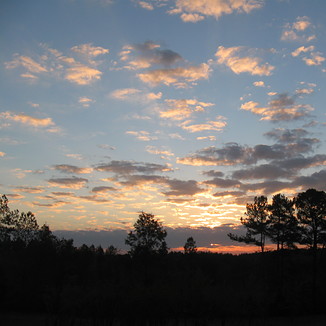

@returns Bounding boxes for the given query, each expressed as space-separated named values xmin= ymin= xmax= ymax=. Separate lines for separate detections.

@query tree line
xmin=228 ymin=188 xmax=326 ymax=254
xmin=1 ymin=190 xmax=326 ymax=324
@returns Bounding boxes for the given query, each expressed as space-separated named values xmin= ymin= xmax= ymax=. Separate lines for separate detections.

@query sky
xmin=1 ymin=0 xmax=325 ymax=253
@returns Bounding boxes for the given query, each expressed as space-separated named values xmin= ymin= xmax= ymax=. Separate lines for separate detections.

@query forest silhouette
xmin=1 ymin=189 xmax=326 ymax=325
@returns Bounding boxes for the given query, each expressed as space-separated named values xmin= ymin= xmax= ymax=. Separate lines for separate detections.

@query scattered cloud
xmin=137 ymin=1 xmax=154 ymax=10
xmin=253 ymin=81 xmax=265 ymax=87
xmin=281 ymin=16 xmax=316 ymax=42
xmin=215 ymin=46 xmax=274 ymax=76
xmin=241 ymin=93 xmax=314 ymax=121
xmin=292 ymin=45 xmax=325 ymax=67
xmin=159 ymin=98 xmax=214 ymax=120
xmin=138 ymin=63 xmax=211 ymax=87
xmin=0 ymin=151 xmax=6 ymax=157
xmin=167 ymin=0 xmax=264 ymax=22
xmin=5 ymin=43 xmax=109 ymax=85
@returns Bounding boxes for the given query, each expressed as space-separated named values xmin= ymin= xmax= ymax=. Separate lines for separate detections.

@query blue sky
xmin=1 ymin=0 xmax=325 ymax=251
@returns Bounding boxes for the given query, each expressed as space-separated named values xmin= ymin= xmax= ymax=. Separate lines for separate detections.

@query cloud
xmin=163 ymin=179 xmax=203 ymax=197
xmin=204 ymin=177 xmax=241 ymax=188
xmin=65 ymin=65 xmax=102 ymax=85
xmin=168 ymin=0 xmax=264 ymax=22
xmin=125 ymin=130 xmax=158 ymax=141
xmin=240 ymin=93 xmax=314 ymax=121
xmin=14 ymin=186 xmax=44 ymax=194
xmin=5 ymin=55 xmax=47 ymax=75
xmin=137 ymin=1 xmax=154 ymax=10
xmin=0 ymin=111 xmax=55 ymax=129
xmin=5 ymin=44 xmax=108 ymax=86
xmin=48 ymin=177 xmax=88 ymax=189
xmin=110 ymin=88 xmax=141 ymax=99
xmin=291 ymin=45 xmax=325 ymax=67
xmin=79 ymin=97 xmax=95 ymax=107
xmin=71 ymin=43 xmax=109 ymax=60
xmin=253 ymin=81 xmax=265 ymax=87
xmin=215 ymin=46 xmax=274 ymax=76
xmin=197 ymin=136 xmax=216 ymax=141
xmin=159 ymin=98 xmax=214 ymax=120
xmin=281 ymin=16 xmax=316 ymax=42
xmin=291 ymin=45 xmax=314 ymax=57
xmin=146 ymin=146 xmax=174 ymax=159
xmin=91 ymin=186 xmax=117 ymax=193
xmin=178 ymin=143 xmax=254 ymax=166
xmin=292 ymin=169 xmax=326 ymax=190
xmin=0 ymin=151 xmax=6 ymax=157
xmin=110 ymin=88 xmax=162 ymax=104
xmin=120 ymin=41 xmax=183 ymax=70
xmin=95 ymin=160 xmax=172 ymax=175
xmin=178 ymin=128 xmax=320 ymax=168
xmin=138 ymin=63 xmax=211 ymax=87
xmin=180 ymin=116 xmax=227 ymax=133
xmin=53 ymin=164 xmax=93 ymax=174
xmin=302 ymin=52 xmax=325 ymax=66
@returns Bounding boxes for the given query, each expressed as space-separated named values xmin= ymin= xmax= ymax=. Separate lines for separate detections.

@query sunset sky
xmin=1 ymin=0 xmax=325 ymax=252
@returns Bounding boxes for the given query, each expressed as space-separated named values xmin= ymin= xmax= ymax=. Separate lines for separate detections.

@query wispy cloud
xmin=125 ymin=130 xmax=158 ymax=141
xmin=180 ymin=116 xmax=227 ymax=133
xmin=215 ymin=46 xmax=274 ymax=76
xmin=5 ymin=43 xmax=109 ymax=85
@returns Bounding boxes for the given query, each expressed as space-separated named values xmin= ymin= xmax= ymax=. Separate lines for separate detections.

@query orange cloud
xmin=180 ymin=116 xmax=227 ymax=133
xmin=168 ymin=0 xmax=264 ymax=22
xmin=159 ymin=98 xmax=214 ymax=120
xmin=215 ymin=46 xmax=274 ymax=76
xmin=65 ymin=65 xmax=102 ymax=85
xmin=5 ymin=55 xmax=47 ymax=74
xmin=138 ymin=63 xmax=210 ymax=86
xmin=0 ymin=111 xmax=54 ymax=128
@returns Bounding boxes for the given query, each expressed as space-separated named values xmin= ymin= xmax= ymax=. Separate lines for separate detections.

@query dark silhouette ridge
xmin=1 ymin=190 xmax=326 ymax=324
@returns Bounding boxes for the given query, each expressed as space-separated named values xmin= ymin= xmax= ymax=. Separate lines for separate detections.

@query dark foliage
xmin=1 ymin=192 xmax=326 ymax=324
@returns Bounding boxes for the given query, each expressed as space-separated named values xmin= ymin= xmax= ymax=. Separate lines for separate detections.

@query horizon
xmin=1 ymin=0 xmax=325 ymax=254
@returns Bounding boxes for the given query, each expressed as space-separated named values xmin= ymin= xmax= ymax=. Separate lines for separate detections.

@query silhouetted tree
xmin=295 ymin=189 xmax=326 ymax=251
xmin=184 ymin=236 xmax=197 ymax=254
xmin=268 ymin=193 xmax=298 ymax=250
xmin=228 ymin=196 xmax=269 ymax=252
xmin=106 ymin=245 xmax=118 ymax=255
xmin=0 ymin=194 xmax=39 ymax=245
xmin=125 ymin=211 xmax=168 ymax=257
